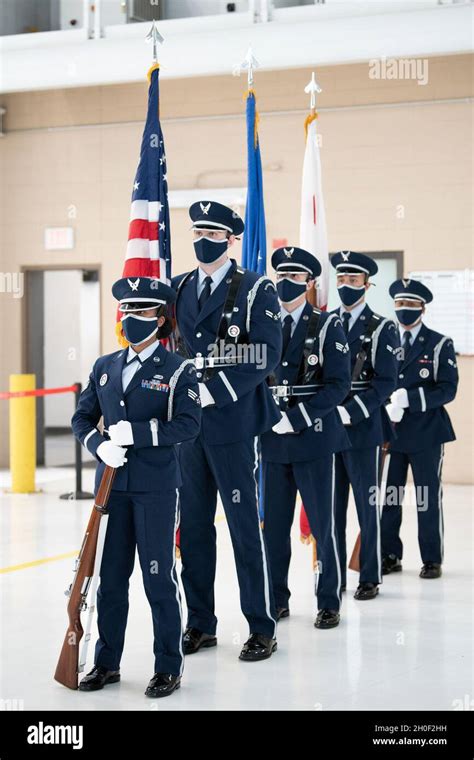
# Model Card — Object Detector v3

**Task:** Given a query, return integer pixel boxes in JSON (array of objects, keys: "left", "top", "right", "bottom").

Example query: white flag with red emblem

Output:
[{"left": 299, "top": 116, "right": 329, "bottom": 309}]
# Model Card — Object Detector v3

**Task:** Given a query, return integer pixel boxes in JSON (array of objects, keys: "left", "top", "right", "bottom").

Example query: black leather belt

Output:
[
  {"left": 270, "top": 383, "right": 322, "bottom": 398},
  {"left": 192, "top": 355, "right": 248, "bottom": 370}
]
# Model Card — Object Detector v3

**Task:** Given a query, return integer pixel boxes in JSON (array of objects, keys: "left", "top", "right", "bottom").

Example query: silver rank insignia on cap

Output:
[
  {"left": 402, "top": 278, "right": 411, "bottom": 287},
  {"left": 200, "top": 202, "right": 211, "bottom": 215},
  {"left": 341, "top": 251, "right": 350, "bottom": 261},
  {"left": 228, "top": 325, "right": 240, "bottom": 338},
  {"left": 127, "top": 278, "right": 140, "bottom": 291},
  {"left": 307, "top": 354, "right": 318, "bottom": 366},
  {"left": 283, "top": 248, "right": 294, "bottom": 258},
  {"left": 99, "top": 373, "right": 108, "bottom": 386}
]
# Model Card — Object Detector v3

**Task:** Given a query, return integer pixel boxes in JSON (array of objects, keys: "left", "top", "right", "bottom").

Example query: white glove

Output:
[
  {"left": 108, "top": 420, "right": 134, "bottom": 446},
  {"left": 391, "top": 387, "right": 409, "bottom": 409},
  {"left": 96, "top": 441, "right": 128, "bottom": 468},
  {"left": 337, "top": 406, "right": 351, "bottom": 425},
  {"left": 198, "top": 383, "right": 215, "bottom": 408},
  {"left": 386, "top": 403, "right": 405, "bottom": 423},
  {"left": 272, "top": 412, "right": 295, "bottom": 435}
]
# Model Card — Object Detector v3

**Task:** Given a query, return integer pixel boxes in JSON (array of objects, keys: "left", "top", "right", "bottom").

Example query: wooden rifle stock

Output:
[{"left": 54, "top": 466, "right": 116, "bottom": 689}]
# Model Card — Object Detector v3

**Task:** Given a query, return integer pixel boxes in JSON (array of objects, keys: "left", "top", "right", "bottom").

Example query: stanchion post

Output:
[{"left": 10, "top": 374, "right": 36, "bottom": 493}]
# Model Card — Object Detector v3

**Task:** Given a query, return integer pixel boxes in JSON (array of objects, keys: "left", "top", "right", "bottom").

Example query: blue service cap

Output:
[
  {"left": 389, "top": 278, "right": 433, "bottom": 304},
  {"left": 271, "top": 246, "right": 321, "bottom": 278},
  {"left": 112, "top": 276, "right": 176, "bottom": 312},
  {"left": 331, "top": 250, "right": 378, "bottom": 277},
  {"left": 189, "top": 200, "right": 244, "bottom": 236}
]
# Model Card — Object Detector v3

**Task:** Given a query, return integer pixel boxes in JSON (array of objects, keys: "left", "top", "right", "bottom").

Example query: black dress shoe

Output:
[
  {"left": 276, "top": 607, "right": 290, "bottom": 620},
  {"left": 145, "top": 673, "right": 181, "bottom": 698},
  {"left": 420, "top": 562, "right": 442, "bottom": 579},
  {"left": 78, "top": 665, "right": 120, "bottom": 692},
  {"left": 354, "top": 582, "right": 379, "bottom": 600},
  {"left": 314, "top": 609, "right": 340, "bottom": 629},
  {"left": 183, "top": 627, "right": 217, "bottom": 655},
  {"left": 382, "top": 554, "right": 403, "bottom": 575},
  {"left": 239, "top": 634, "right": 277, "bottom": 662}
]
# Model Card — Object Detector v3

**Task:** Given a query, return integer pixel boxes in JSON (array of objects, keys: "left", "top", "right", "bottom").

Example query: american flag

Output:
[{"left": 116, "top": 64, "right": 171, "bottom": 345}]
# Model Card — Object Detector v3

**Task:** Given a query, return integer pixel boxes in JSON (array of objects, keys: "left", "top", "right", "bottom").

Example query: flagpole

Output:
[
  {"left": 303, "top": 72, "right": 322, "bottom": 310},
  {"left": 146, "top": 18, "right": 165, "bottom": 82},
  {"left": 299, "top": 71, "right": 327, "bottom": 555},
  {"left": 236, "top": 44, "right": 268, "bottom": 522}
]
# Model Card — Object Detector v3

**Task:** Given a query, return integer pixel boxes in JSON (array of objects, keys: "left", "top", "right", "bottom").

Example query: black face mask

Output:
[
  {"left": 276, "top": 278, "right": 307, "bottom": 304},
  {"left": 121, "top": 315, "right": 158, "bottom": 346},
  {"left": 395, "top": 307, "right": 423, "bottom": 327},
  {"left": 193, "top": 236, "right": 228, "bottom": 264},
  {"left": 337, "top": 284, "right": 366, "bottom": 308}
]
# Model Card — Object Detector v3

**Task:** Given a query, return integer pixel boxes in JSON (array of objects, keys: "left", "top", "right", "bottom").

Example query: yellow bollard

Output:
[{"left": 10, "top": 374, "right": 36, "bottom": 493}]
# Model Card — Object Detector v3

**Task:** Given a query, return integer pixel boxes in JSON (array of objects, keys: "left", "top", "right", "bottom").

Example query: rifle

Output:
[
  {"left": 54, "top": 466, "right": 116, "bottom": 689},
  {"left": 348, "top": 442, "right": 391, "bottom": 572}
]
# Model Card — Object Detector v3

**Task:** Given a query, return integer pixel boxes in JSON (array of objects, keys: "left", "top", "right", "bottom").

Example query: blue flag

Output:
[
  {"left": 241, "top": 90, "right": 267, "bottom": 520},
  {"left": 242, "top": 91, "right": 267, "bottom": 275}
]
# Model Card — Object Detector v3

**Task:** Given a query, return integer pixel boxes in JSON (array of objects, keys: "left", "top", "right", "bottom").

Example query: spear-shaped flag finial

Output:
[
  {"left": 146, "top": 18, "right": 164, "bottom": 63},
  {"left": 234, "top": 44, "right": 260, "bottom": 88},
  {"left": 304, "top": 71, "right": 322, "bottom": 113}
]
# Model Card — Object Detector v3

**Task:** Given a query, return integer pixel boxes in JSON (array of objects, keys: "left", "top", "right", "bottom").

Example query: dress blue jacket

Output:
[
  {"left": 172, "top": 258, "right": 282, "bottom": 445},
  {"left": 390, "top": 323, "right": 458, "bottom": 453},
  {"left": 261, "top": 302, "right": 352, "bottom": 463},
  {"left": 71, "top": 342, "right": 201, "bottom": 493},
  {"left": 331, "top": 304, "right": 400, "bottom": 450}
]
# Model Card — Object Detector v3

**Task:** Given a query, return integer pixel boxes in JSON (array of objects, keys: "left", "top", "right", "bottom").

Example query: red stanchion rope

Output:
[{"left": 0, "top": 384, "right": 79, "bottom": 400}]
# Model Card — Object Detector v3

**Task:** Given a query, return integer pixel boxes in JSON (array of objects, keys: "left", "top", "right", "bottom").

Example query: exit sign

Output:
[{"left": 44, "top": 227, "right": 74, "bottom": 251}]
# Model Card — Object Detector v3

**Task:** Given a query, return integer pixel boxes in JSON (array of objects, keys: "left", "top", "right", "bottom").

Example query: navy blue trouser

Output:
[
  {"left": 334, "top": 447, "right": 382, "bottom": 586},
  {"left": 381, "top": 445, "right": 445, "bottom": 564},
  {"left": 179, "top": 434, "right": 276, "bottom": 639},
  {"left": 95, "top": 488, "right": 184, "bottom": 676},
  {"left": 262, "top": 455, "right": 342, "bottom": 612}
]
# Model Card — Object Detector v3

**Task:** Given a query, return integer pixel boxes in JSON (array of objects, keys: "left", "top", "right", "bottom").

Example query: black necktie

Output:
[
  {"left": 282, "top": 315, "right": 293, "bottom": 355},
  {"left": 126, "top": 353, "right": 142, "bottom": 367},
  {"left": 403, "top": 331, "right": 412, "bottom": 356},
  {"left": 342, "top": 311, "right": 351, "bottom": 335},
  {"left": 199, "top": 276, "right": 213, "bottom": 310}
]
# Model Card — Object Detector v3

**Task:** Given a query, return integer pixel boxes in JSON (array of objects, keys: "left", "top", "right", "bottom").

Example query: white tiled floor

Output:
[{"left": 0, "top": 468, "right": 472, "bottom": 711}]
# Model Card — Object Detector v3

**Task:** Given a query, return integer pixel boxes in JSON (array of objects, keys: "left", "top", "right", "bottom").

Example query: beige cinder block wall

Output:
[{"left": 0, "top": 54, "right": 472, "bottom": 481}]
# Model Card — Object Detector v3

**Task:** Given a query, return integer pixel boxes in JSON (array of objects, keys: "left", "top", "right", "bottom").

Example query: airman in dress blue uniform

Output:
[
  {"left": 261, "top": 247, "right": 351, "bottom": 629},
  {"left": 72, "top": 276, "right": 201, "bottom": 698},
  {"left": 330, "top": 251, "right": 400, "bottom": 600},
  {"left": 381, "top": 278, "right": 458, "bottom": 579},
  {"left": 173, "top": 201, "right": 282, "bottom": 662}
]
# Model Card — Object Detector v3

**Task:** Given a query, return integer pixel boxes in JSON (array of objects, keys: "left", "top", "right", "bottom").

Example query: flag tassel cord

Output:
[
  {"left": 304, "top": 110, "right": 318, "bottom": 137},
  {"left": 244, "top": 87, "right": 260, "bottom": 150}
]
